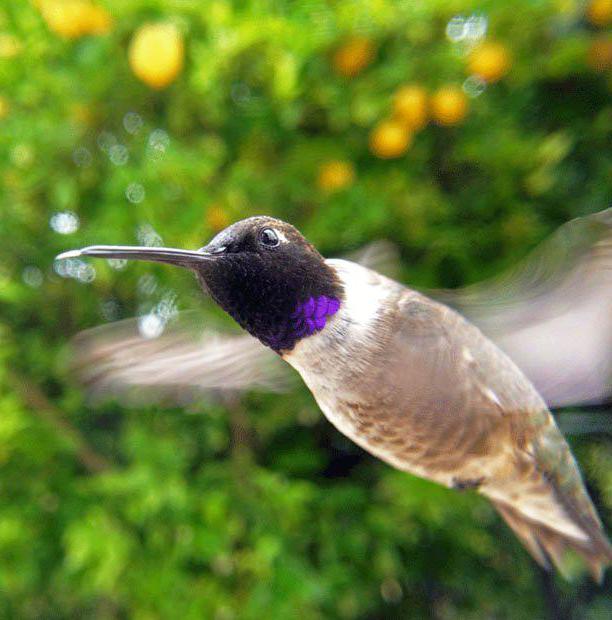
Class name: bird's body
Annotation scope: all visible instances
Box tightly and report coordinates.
[286,257,542,491]
[57,213,612,580]
[286,258,608,577]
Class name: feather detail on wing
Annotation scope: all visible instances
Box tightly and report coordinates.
[435,208,612,409]
[69,313,295,407]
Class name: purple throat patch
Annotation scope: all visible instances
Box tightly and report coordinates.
[267,295,341,351]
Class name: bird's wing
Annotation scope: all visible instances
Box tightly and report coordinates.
[434,208,612,408]
[69,312,296,407]
[346,239,401,280]
[386,290,549,475]
[388,290,611,579]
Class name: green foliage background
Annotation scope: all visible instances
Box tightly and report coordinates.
[1,1,611,618]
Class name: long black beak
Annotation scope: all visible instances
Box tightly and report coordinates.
[55,245,212,269]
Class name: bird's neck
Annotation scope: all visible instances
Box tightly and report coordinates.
[283,258,397,373]
[198,259,344,353]
[258,294,342,352]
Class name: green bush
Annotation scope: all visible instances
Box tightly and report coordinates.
[1,1,610,617]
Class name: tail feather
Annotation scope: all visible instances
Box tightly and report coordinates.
[493,499,612,582]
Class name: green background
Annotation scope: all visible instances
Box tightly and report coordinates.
[1,1,610,618]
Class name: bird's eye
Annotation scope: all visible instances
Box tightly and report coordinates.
[259,228,280,248]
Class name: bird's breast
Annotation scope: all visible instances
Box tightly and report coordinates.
[292,354,454,485]
[283,259,453,485]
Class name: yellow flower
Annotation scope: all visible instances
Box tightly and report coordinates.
[38,1,112,39]
[468,41,512,83]
[587,37,612,72]
[82,4,112,35]
[317,160,355,192]
[586,0,612,27]
[392,85,428,131]
[332,36,375,78]
[129,23,184,89]
[39,1,90,39]
[430,86,469,126]
[369,120,412,159]
[206,205,230,232]
[0,34,21,58]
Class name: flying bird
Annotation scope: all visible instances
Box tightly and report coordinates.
[57,209,612,580]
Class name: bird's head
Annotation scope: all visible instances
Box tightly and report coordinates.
[57,216,344,352]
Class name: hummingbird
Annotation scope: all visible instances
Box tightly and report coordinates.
[57,211,612,581]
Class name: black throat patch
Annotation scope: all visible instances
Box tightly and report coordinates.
[195,219,344,352]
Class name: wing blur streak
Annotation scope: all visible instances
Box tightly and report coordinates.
[71,313,295,407]
[437,208,612,409]
[346,239,401,280]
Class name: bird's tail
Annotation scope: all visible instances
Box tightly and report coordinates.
[493,499,612,582]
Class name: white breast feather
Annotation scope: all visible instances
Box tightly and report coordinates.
[283,260,446,480]
[285,259,386,375]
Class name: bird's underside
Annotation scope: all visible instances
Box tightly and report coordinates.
[65,208,612,580]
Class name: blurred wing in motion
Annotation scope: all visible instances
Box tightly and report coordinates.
[71,312,296,407]
[346,239,401,280]
[436,208,612,409]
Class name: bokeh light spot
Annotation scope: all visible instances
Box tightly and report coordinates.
[22,266,43,288]
[446,16,466,42]
[72,147,92,168]
[465,14,487,41]
[137,273,158,296]
[138,312,166,339]
[446,14,487,43]
[123,111,143,134]
[107,258,128,270]
[155,291,178,321]
[96,131,117,152]
[126,182,145,204]
[75,263,96,283]
[100,299,121,322]
[50,211,80,234]
[463,75,487,98]
[231,82,251,106]
[136,223,163,246]
[148,129,170,152]
[53,257,95,283]
[109,144,129,166]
